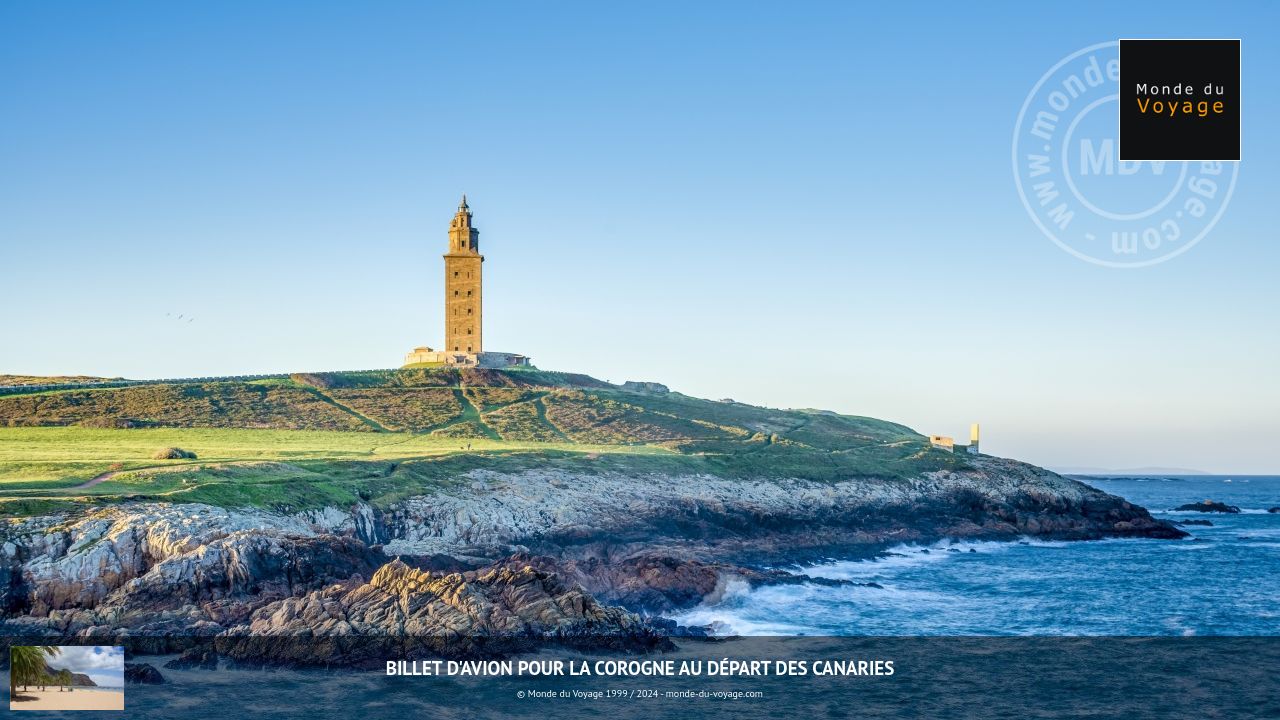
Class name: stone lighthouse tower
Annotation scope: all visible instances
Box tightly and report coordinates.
[402,197,530,369]
[444,195,483,353]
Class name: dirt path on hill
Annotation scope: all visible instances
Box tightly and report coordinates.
[68,466,169,491]
[299,387,392,432]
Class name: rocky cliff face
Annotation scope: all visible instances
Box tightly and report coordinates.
[0,457,1183,657]
[1,505,382,637]
[43,663,96,686]
[372,456,1182,566]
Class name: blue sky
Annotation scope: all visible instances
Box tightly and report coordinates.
[1,2,1277,473]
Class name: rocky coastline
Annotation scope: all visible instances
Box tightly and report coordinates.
[0,455,1184,664]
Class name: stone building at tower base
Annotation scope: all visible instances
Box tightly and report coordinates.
[403,346,531,369]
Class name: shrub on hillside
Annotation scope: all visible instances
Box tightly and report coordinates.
[290,373,339,389]
[0,383,372,432]
[153,447,197,460]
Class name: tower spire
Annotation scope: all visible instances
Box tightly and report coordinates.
[451,194,473,232]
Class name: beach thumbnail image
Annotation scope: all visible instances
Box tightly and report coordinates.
[9,645,125,711]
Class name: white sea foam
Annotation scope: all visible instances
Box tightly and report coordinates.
[1162,508,1273,515]
[799,537,1088,582]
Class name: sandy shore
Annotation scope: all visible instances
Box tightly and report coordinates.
[10,687,124,711]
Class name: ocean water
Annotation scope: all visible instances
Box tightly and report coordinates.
[671,476,1280,636]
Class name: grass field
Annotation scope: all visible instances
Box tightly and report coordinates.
[0,426,675,516]
[0,368,965,517]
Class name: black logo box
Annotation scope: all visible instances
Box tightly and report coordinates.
[1119,39,1240,161]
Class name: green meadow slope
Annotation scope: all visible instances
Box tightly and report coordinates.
[0,374,118,387]
[0,367,965,516]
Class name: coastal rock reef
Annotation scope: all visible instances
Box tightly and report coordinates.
[0,455,1184,662]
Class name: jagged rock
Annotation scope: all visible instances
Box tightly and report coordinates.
[486,553,874,614]
[217,559,668,665]
[1173,500,1241,513]
[491,554,725,612]
[124,662,165,684]
[1174,519,1214,527]
[164,648,218,670]
[373,457,1184,567]
[2,505,383,635]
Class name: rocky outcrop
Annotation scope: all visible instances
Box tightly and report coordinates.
[496,554,728,612]
[0,456,1184,652]
[621,381,670,394]
[1174,500,1241,513]
[217,559,667,665]
[490,553,865,613]
[1,505,383,637]
[163,648,218,670]
[373,456,1183,568]
[124,662,165,684]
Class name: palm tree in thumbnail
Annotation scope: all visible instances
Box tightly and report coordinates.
[8,645,60,698]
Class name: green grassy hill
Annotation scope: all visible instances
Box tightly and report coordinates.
[0,367,967,516]
[0,374,119,387]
